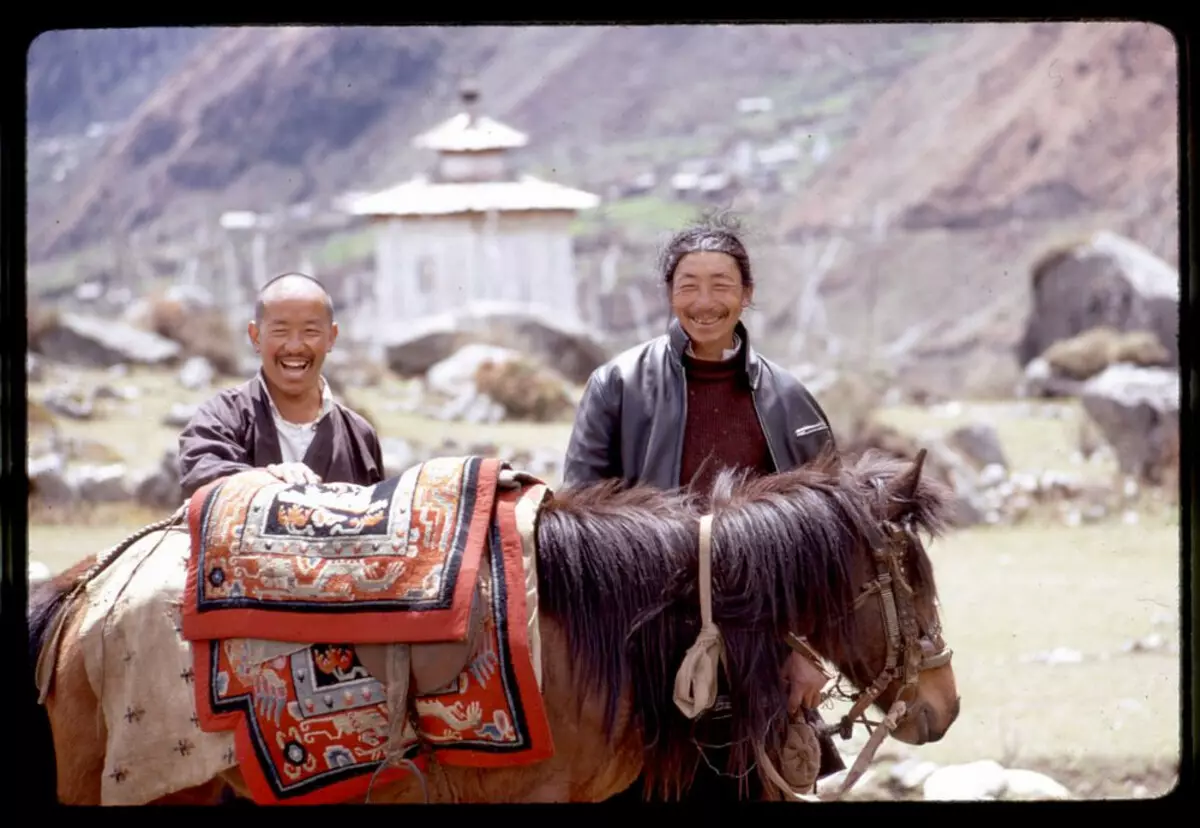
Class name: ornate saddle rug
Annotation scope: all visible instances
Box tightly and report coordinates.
[183,456,503,644]
[182,458,555,805]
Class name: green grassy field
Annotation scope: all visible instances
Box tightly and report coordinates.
[25,370,1182,798]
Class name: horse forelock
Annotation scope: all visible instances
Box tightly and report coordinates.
[849,448,955,601]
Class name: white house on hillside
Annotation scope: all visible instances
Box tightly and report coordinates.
[341,80,600,342]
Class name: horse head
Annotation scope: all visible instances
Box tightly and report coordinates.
[705,444,960,773]
[801,447,960,747]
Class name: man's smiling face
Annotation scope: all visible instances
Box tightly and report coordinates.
[669,251,749,358]
[248,278,338,403]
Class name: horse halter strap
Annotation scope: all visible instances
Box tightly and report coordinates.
[844,516,951,722]
[818,513,953,799]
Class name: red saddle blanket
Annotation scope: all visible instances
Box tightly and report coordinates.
[180,456,554,805]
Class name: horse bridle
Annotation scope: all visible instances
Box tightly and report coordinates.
[799,512,953,799]
[674,504,954,802]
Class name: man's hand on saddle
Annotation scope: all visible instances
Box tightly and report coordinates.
[783,650,830,713]
[266,462,323,486]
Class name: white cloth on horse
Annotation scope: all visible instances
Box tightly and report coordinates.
[79,524,241,805]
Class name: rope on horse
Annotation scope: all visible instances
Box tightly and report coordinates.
[672,515,723,718]
[672,515,822,803]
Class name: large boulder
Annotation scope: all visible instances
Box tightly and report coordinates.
[1018,232,1178,369]
[383,308,610,386]
[1080,364,1178,485]
[35,312,182,368]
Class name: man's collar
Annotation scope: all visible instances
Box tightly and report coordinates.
[256,370,334,424]
[685,333,742,361]
[667,317,761,387]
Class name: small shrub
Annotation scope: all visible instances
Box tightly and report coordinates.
[145,294,241,376]
[1042,326,1170,381]
[474,359,574,423]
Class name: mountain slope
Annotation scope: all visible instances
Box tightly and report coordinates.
[26,27,216,137]
[754,20,1179,398]
[782,21,1177,257]
[27,23,955,262]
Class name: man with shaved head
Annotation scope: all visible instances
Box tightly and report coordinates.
[177,272,385,497]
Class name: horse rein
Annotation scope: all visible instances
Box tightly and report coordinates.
[811,514,953,799]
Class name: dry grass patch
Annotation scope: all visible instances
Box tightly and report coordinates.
[819,512,1180,789]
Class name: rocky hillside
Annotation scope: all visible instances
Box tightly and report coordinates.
[26,23,955,262]
[783,21,1177,249]
[26,28,215,137]
[762,21,1178,396]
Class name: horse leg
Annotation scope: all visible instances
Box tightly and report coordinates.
[43,597,106,805]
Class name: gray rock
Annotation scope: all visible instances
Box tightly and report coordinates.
[889,757,939,791]
[1017,357,1085,399]
[178,356,215,390]
[922,759,1007,801]
[947,422,1008,470]
[36,312,182,368]
[131,465,184,510]
[163,402,199,428]
[999,768,1073,800]
[28,453,77,505]
[1080,364,1179,483]
[67,463,132,502]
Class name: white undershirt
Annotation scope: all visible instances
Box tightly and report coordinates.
[258,374,335,464]
[686,333,742,361]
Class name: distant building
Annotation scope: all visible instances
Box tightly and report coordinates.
[340,80,600,348]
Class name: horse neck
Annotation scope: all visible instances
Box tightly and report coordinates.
[532,493,698,734]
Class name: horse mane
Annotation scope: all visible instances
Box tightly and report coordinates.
[534,447,955,800]
[534,480,702,765]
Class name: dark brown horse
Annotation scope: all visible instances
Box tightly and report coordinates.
[29,448,959,804]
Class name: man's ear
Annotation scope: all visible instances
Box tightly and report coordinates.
[328,321,339,350]
[248,320,261,352]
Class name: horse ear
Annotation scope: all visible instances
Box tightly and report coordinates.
[886,448,927,520]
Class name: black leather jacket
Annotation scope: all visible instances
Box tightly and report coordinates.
[562,319,836,489]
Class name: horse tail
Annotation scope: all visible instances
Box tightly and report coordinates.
[27,556,95,692]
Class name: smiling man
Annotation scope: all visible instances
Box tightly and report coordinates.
[176,272,385,498]
[562,218,843,802]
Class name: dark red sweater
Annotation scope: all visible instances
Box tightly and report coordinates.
[679,350,775,502]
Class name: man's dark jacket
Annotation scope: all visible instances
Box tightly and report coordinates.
[177,373,386,498]
[562,318,836,489]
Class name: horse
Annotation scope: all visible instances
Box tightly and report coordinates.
[28,448,959,805]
